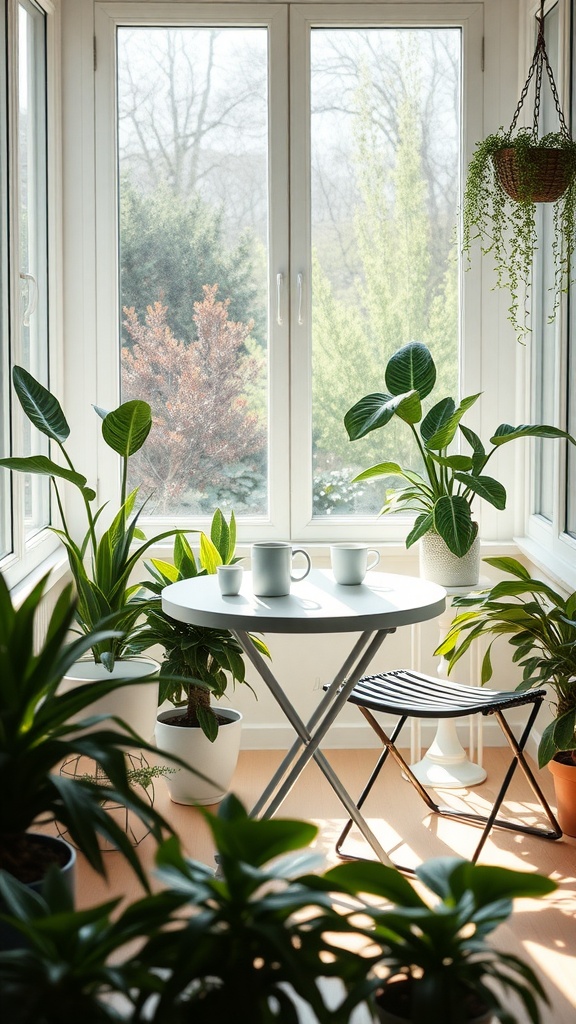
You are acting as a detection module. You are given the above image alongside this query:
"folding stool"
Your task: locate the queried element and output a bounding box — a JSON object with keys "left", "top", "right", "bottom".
{"left": 335, "top": 669, "right": 562, "bottom": 873}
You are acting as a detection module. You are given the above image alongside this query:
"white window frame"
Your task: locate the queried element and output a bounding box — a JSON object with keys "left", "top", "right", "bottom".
{"left": 518, "top": 0, "right": 576, "bottom": 591}
{"left": 60, "top": 0, "right": 523, "bottom": 556}
{"left": 0, "top": 0, "right": 62, "bottom": 590}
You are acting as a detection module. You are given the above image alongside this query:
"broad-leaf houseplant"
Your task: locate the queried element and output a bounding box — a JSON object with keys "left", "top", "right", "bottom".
{"left": 344, "top": 342, "right": 574, "bottom": 583}
{"left": 437, "top": 556, "right": 576, "bottom": 836}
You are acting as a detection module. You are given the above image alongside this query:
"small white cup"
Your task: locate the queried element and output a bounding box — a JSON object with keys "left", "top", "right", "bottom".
{"left": 330, "top": 543, "right": 380, "bottom": 585}
{"left": 217, "top": 564, "right": 244, "bottom": 596}
{"left": 252, "top": 542, "right": 311, "bottom": 597}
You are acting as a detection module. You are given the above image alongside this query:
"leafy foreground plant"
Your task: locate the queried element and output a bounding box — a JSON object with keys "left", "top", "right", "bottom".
{"left": 324, "top": 856, "right": 556, "bottom": 1024}
{"left": 0, "top": 571, "right": 175, "bottom": 888}
{"left": 344, "top": 341, "right": 575, "bottom": 556}
{"left": 0, "top": 795, "right": 383, "bottom": 1024}
{"left": 437, "top": 556, "right": 576, "bottom": 768}
{"left": 0, "top": 367, "right": 183, "bottom": 670}
{"left": 129, "top": 509, "right": 269, "bottom": 741}
{"left": 0, "top": 796, "right": 555, "bottom": 1024}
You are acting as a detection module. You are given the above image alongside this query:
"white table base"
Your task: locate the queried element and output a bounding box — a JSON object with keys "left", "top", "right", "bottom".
{"left": 409, "top": 584, "right": 487, "bottom": 789}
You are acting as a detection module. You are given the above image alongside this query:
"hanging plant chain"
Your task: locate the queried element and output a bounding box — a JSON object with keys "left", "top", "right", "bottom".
{"left": 509, "top": 0, "right": 570, "bottom": 140}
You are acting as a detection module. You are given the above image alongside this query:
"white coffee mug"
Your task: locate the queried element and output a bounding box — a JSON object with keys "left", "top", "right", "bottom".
{"left": 252, "top": 542, "right": 311, "bottom": 597}
{"left": 217, "top": 564, "right": 244, "bottom": 596}
{"left": 330, "top": 543, "right": 380, "bottom": 585}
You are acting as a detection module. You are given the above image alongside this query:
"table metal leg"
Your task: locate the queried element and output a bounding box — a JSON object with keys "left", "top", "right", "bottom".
{"left": 233, "top": 627, "right": 395, "bottom": 866}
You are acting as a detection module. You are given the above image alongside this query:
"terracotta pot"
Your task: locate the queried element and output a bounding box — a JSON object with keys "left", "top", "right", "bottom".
{"left": 548, "top": 752, "right": 576, "bottom": 837}
{"left": 419, "top": 533, "right": 480, "bottom": 588}
{"left": 155, "top": 706, "right": 243, "bottom": 805}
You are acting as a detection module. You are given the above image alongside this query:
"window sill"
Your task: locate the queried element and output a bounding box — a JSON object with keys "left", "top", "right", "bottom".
{"left": 515, "top": 535, "right": 576, "bottom": 595}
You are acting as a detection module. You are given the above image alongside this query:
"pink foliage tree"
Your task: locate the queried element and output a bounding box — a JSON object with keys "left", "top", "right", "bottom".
{"left": 122, "top": 285, "right": 266, "bottom": 513}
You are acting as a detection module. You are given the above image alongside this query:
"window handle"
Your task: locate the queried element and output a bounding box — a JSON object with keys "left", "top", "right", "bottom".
{"left": 297, "top": 272, "right": 304, "bottom": 325}
{"left": 276, "top": 272, "right": 283, "bottom": 325}
{"left": 20, "top": 272, "right": 38, "bottom": 327}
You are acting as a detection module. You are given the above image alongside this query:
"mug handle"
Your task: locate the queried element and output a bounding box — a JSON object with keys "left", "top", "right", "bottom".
{"left": 367, "top": 549, "right": 380, "bottom": 572}
{"left": 291, "top": 548, "right": 312, "bottom": 581}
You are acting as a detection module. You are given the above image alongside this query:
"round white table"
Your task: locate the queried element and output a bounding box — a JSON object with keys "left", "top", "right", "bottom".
{"left": 162, "top": 568, "right": 446, "bottom": 866}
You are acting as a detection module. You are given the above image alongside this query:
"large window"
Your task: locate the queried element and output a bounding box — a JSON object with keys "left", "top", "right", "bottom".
{"left": 0, "top": 0, "right": 54, "bottom": 584}
{"left": 98, "top": 3, "right": 478, "bottom": 542}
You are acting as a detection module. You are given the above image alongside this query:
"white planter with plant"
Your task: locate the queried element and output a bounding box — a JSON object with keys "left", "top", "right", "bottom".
{"left": 130, "top": 510, "right": 270, "bottom": 805}
{"left": 344, "top": 342, "right": 575, "bottom": 586}
{"left": 0, "top": 367, "right": 188, "bottom": 740}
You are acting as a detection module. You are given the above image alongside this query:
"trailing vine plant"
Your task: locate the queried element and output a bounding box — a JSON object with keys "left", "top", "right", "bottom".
{"left": 462, "top": 0, "right": 576, "bottom": 342}
{"left": 462, "top": 129, "right": 576, "bottom": 341}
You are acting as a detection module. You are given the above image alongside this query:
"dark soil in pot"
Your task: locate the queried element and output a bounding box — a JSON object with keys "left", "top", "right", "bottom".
{"left": 375, "top": 977, "right": 492, "bottom": 1023}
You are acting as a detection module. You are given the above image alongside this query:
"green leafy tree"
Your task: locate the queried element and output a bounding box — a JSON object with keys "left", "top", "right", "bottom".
{"left": 120, "top": 180, "right": 266, "bottom": 348}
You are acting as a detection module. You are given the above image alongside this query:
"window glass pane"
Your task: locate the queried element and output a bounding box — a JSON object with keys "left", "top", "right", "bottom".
{"left": 19, "top": 0, "right": 50, "bottom": 539}
{"left": 117, "top": 27, "right": 269, "bottom": 517}
{"left": 534, "top": 2, "right": 560, "bottom": 522}
{"left": 0, "top": 3, "right": 10, "bottom": 557}
{"left": 310, "top": 27, "right": 461, "bottom": 517}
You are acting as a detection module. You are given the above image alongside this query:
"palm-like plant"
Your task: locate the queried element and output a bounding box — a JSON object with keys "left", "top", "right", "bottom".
{"left": 324, "top": 855, "right": 555, "bottom": 1024}
{"left": 344, "top": 342, "right": 575, "bottom": 557}
{"left": 437, "top": 556, "right": 576, "bottom": 767}
{"left": 0, "top": 367, "right": 182, "bottom": 670}
{"left": 0, "top": 571, "right": 173, "bottom": 887}
{"left": 129, "top": 510, "right": 268, "bottom": 741}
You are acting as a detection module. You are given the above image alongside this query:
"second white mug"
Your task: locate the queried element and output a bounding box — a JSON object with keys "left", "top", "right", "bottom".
{"left": 330, "top": 543, "right": 380, "bottom": 585}
{"left": 252, "top": 542, "right": 311, "bottom": 597}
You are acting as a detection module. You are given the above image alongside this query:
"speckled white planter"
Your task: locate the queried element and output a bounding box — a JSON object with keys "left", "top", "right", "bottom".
{"left": 419, "top": 533, "right": 480, "bottom": 588}
{"left": 155, "top": 707, "right": 243, "bottom": 805}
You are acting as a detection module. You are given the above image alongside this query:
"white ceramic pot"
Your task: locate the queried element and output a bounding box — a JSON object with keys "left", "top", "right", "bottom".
{"left": 59, "top": 658, "right": 159, "bottom": 743}
{"left": 419, "top": 532, "right": 481, "bottom": 588}
{"left": 155, "top": 706, "right": 243, "bottom": 805}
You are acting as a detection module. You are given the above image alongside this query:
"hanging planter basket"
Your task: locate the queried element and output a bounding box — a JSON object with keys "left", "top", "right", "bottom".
{"left": 493, "top": 145, "right": 574, "bottom": 204}
{"left": 462, "top": 0, "right": 576, "bottom": 341}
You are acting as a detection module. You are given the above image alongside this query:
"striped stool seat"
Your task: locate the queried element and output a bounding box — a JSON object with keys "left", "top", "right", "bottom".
{"left": 335, "top": 669, "right": 562, "bottom": 873}
{"left": 348, "top": 668, "right": 546, "bottom": 718}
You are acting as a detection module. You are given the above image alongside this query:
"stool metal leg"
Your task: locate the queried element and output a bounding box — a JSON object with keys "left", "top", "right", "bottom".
{"left": 335, "top": 695, "right": 562, "bottom": 872}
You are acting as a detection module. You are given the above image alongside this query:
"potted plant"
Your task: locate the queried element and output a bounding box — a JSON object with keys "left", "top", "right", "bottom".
{"left": 462, "top": 129, "right": 576, "bottom": 341}
{"left": 344, "top": 341, "right": 574, "bottom": 585}
{"left": 0, "top": 366, "right": 185, "bottom": 739}
{"left": 0, "top": 865, "right": 174, "bottom": 1021}
{"left": 0, "top": 795, "right": 385, "bottom": 1023}
{"left": 462, "top": 2, "right": 576, "bottom": 341}
{"left": 437, "top": 556, "right": 576, "bottom": 836}
{"left": 129, "top": 510, "right": 270, "bottom": 805}
{"left": 0, "top": 570, "right": 179, "bottom": 894}
{"left": 324, "top": 855, "right": 556, "bottom": 1024}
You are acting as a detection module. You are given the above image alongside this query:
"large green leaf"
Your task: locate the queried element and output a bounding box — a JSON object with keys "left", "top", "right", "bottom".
{"left": 420, "top": 398, "right": 455, "bottom": 444}
{"left": 0, "top": 455, "right": 92, "bottom": 495}
{"left": 12, "top": 365, "right": 70, "bottom": 443}
{"left": 490, "top": 423, "right": 576, "bottom": 446}
{"left": 405, "top": 512, "right": 434, "bottom": 548}
{"left": 426, "top": 393, "right": 481, "bottom": 450}
{"left": 344, "top": 390, "right": 421, "bottom": 441}
{"left": 385, "top": 341, "right": 436, "bottom": 399}
{"left": 433, "top": 495, "right": 476, "bottom": 556}
{"left": 454, "top": 472, "right": 507, "bottom": 510}
{"left": 101, "top": 400, "right": 152, "bottom": 457}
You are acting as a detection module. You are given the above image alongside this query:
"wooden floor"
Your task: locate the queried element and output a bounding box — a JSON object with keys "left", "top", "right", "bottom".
{"left": 75, "top": 747, "right": 576, "bottom": 1023}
